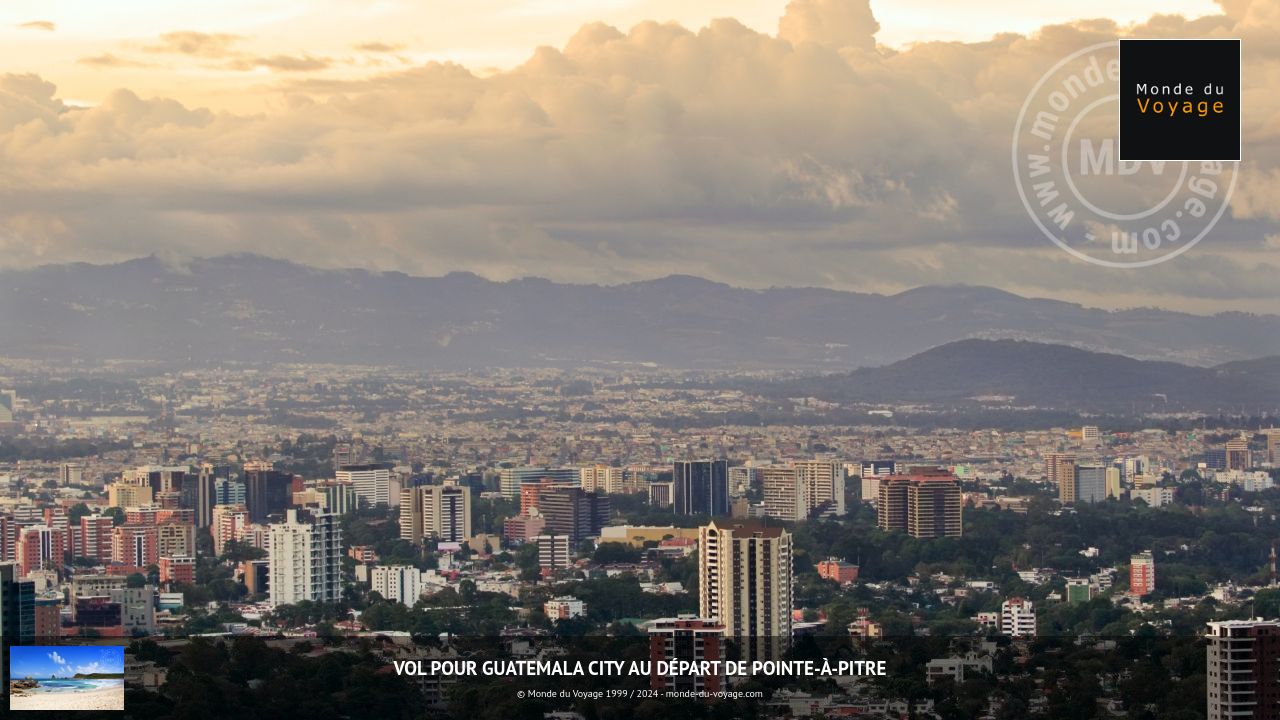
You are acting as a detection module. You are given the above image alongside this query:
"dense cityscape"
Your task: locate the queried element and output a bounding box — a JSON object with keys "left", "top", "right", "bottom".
{"left": 1, "top": 360, "right": 1278, "bottom": 719}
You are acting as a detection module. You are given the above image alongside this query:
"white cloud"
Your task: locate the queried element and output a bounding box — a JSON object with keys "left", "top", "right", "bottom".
{"left": 0, "top": 0, "right": 1278, "bottom": 311}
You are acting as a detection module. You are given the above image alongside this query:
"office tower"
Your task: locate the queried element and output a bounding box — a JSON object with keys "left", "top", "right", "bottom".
{"left": 0, "top": 562, "right": 34, "bottom": 688}
{"left": 1206, "top": 620, "right": 1280, "bottom": 720}
{"left": 401, "top": 481, "right": 473, "bottom": 545}
{"left": 111, "top": 525, "right": 159, "bottom": 569}
{"left": 1267, "top": 430, "right": 1280, "bottom": 465}
{"left": 859, "top": 460, "right": 895, "bottom": 503}
{"left": 296, "top": 480, "right": 356, "bottom": 516}
{"left": 112, "top": 585, "right": 155, "bottom": 635}
{"left": 648, "top": 481, "right": 674, "bottom": 508}
{"left": 1130, "top": 551, "right": 1155, "bottom": 597}
{"left": 371, "top": 565, "right": 424, "bottom": 606}
{"left": 79, "top": 515, "right": 115, "bottom": 563}
{"left": 698, "top": 520, "right": 793, "bottom": 663}
{"left": 333, "top": 443, "right": 356, "bottom": 469}
{"left": 60, "top": 462, "right": 84, "bottom": 486}
{"left": 728, "top": 466, "right": 760, "bottom": 498}
{"left": 760, "top": 462, "right": 847, "bottom": 520}
{"left": 1226, "top": 436, "right": 1251, "bottom": 472}
{"left": 159, "top": 555, "right": 195, "bottom": 584}
{"left": 107, "top": 482, "right": 154, "bottom": 508}
{"left": 0, "top": 562, "right": 35, "bottom": 641}
{"left": 268, "top": 509, "right": 343, "bottom": 606}
{"left": 539, "top": 487, "right": 610, "bottom": 544}
{"left": 1000, "top": 597, "right": 1036, "bottom": 637}
{"left": 1045, "top": 453, "right": 1077, "bottom": 503}
{"left": 157, "top": 522, "right": 195, "bottom": 559}
{"left": 794, "top": 461, "right": 846, "bottom": 517}
{"left": 499, "top": 467, "right": 580, "bottom": 500}
{"left": 536, "top": 534, "right": 572, "bottom": 575}
{"left": 17, "top": 525, "right": 64, "bottom": 576}
{"left": 244, "top": 461, "right": 294, "bottom": 522}
{"left": 211, "top": 504, "right": 252, "bottom": 556}
{"left": 337, "top": 462, "right": 395, "bottom": 508}
{"left": 1074, "top": 464, "right": 1107, "bottom": 504}
{"left": 648, "top": 616, "right": 725, "bottom": 693}
{"left": 760, "top": 466, "right": 809, "bottom": 521}
{"left": 215, "top": 478, "right": 247, "bottom": 506}
{"left": 129, "top": 465, "right": 190, "bottom": 496}
{"left": 673, "top": 460, "right": 729, "bottom": 516}
{"left": 1081, "top": 425, "right": 1101, "bottom": 444}
{"left": 195, "top": 463, "right": 224, "bottom": 529}
{"left": 503, "top": 515, "right": 546, "bottom": 545}
{"left": 877, "top": 470, "right": 963, "bottom": 538}
{"left": 1105, "top": 467, "right": 1123, "bottom": 499}
{"left": 579, "top": 465, "right": 623, "bottom": 494}
{"left": 520, "top": 476, "right": 579, "bottom": 516}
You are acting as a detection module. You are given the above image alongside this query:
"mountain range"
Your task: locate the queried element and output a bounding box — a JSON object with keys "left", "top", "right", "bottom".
{"left": 774, "top": 339, "right": 1280, "bottom": 413}
{"left": 1, "top": 254, "right": 1278, "bottom": 370}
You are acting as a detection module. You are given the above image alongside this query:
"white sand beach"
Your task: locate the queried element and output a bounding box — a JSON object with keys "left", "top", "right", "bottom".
{"left": 9, "top": 685, "right": 125, "bottom": 711}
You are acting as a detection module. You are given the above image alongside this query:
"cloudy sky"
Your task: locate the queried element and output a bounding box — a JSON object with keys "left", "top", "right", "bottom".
{"left": 1, "top": 0, "right": 1278, "bottom": 313}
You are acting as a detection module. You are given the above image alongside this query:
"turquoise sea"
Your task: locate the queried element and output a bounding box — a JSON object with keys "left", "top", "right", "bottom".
{"left": 22, "top": 678, "right": 123, "bottom": 693}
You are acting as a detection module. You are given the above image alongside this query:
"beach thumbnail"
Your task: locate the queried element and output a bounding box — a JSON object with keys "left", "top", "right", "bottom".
{"left": 9, "top": 646, "right": 124, "bottom": 711}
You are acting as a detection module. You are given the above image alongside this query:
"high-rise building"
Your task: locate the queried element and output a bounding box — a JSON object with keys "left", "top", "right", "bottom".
{"left": 294, "top": 480, "right": 356, "bottom": 516}
{"left": 159, "top": 555, "right": 195, "bottom": 585}
{"left": 1045, "top": 453, "right": 1077, "bottom": 503}
{"left": 111, "top": 524, "right": 158, "bottom": 569}
{"left": 499, "top": 467, "right": 580, "bottom": 500}
{"left": 129, "top": 465, "right": 190, "bottom": 497}
{"left": 78, "top": 515, "right": 115, "bottom": 563}
{"left": 17, "top": 525, "right": 64, "bottom": 576}
{"left": 760, "top": 462, "right": 846, "bottom": 520}
{"left": 698, "top": 520, "right": 792, "bottom": 662}
{"left": 244, "top": 461, "right": 295, "bottom": 522}
{"left": 1, "top": 562, "right": 35, "bottom": 687}
{"left": 337, "top": 463, "right": 395, "bottom": 508}
{"left": 674, "top": 460, "right": 729, "bottom": 516}
{"left": 371, "top": 565, "right": 424, "bottom": 606}
{"left": 760, "top": 466, "right": 809, "bottom": 521}
{"left": 401, "top": 481, "right": 473, "bottom": 544}
{"left": 156, "top": 522, "right": 195, "bottom": 559}
{"left": 212, "top": 504, "right": 251, "bottom": 556}
{"left": 1081, "top": 425, "right": 1101, "bottom": 445}
{"left": 579, "top": 465, "right": 624, "bottom": 494}
{"left": 876, "top": 470, "right": 962, "bottom": 538}
{"left": 59, "top": 463, "right": 85, "bottom": 487}
{"left": 1226, "top": 436, "right": 1251, "bottom": 472}
{"left": 1206, "top": 620, "right": 1280, "bottom": 720}
{"left": 1130, "top": 551, "right": 1155, "bottom": 597}
{"left": 648, "top": 481, "right": 674, "bottom": 508}
{"left": 1266, "top": 430, "right": 1280, "bottom": 465}
{"left": 195, "top": 463, "right": 233, "bottom": 529}
{"left": 1000, "top": 597, "right": 1036, "bottom": 637}
{"left": 268, "top": 509, "right": 343, "bottom": 606}
{"left": 539, "top": 487, "right": 610, "bottom": 544}
{"left": 647, "top": 616, "right": 725, "bottom": 693}
{"left": 1074, "top": 464, "right": 1108, "bottom": 504}
{"left": 536, "top": 534, "right": 572, "bottom": 576}
{"left": 107, "top": 482, "right": 154, "bottom": 508}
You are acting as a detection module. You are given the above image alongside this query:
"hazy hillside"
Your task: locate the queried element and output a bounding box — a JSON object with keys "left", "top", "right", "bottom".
{"left": 1, "top": 254, "right": 1278, "bottom": 369}
{"left": 775, "top": 339, "right": 1280, "bottom": 413}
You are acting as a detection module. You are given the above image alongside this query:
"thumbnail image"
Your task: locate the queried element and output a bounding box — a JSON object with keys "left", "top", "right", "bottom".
{"left": 8, "top": 646, "right": 125, "bottom": 712}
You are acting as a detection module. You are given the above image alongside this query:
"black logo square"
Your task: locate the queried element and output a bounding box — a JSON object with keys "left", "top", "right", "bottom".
{"left": 1119, "top": 39, "right": 1240, "bottom": 161}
